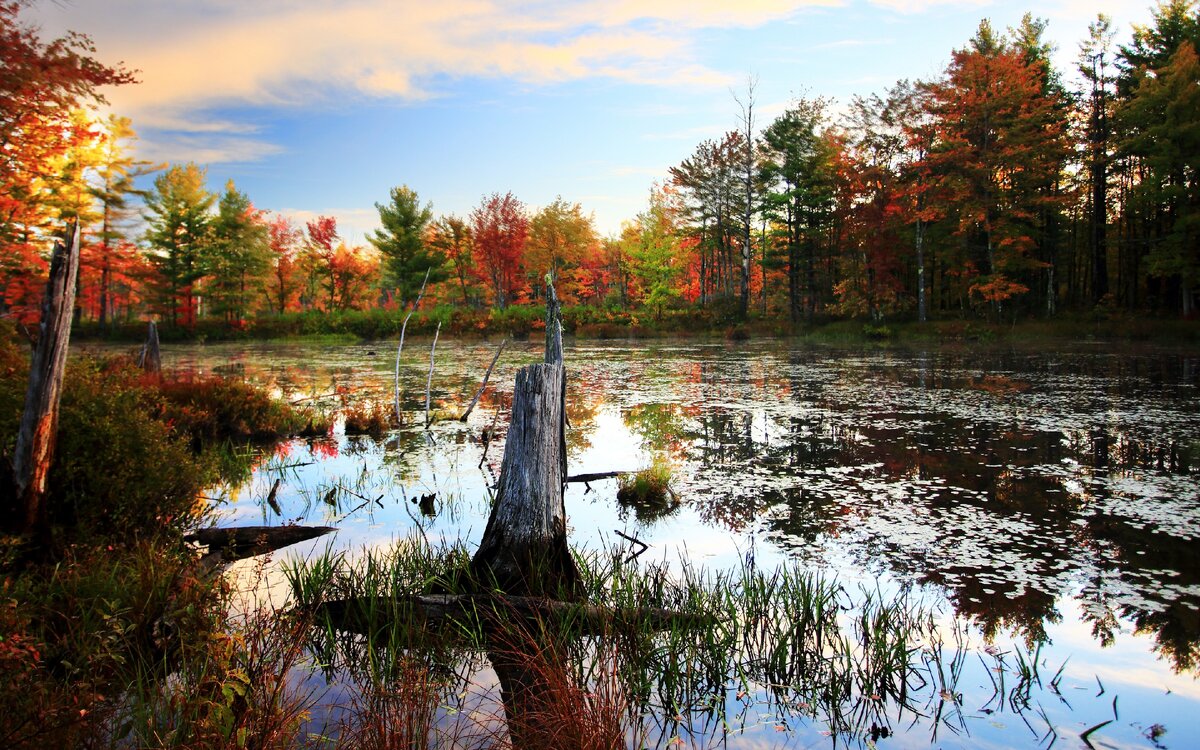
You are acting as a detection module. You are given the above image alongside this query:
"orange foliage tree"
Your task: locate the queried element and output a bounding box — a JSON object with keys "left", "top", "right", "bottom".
{"left": 921, "top": 21, "right": 1072, "bottom": 313}
{"left": 0, "top": 0, "right": 134, "bottom": 320}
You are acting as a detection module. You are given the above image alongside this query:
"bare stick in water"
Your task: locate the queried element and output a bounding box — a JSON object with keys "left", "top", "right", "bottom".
{"left": 459, "top": 339, "right": 507, "bottom": 422}
{"left": 424, "top": 321, "right": 441, "bottom": 428}
{"left": 394, "top": 268, "right": 431, "bottom": 424}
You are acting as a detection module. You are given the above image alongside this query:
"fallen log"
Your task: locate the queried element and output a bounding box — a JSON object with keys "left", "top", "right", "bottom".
{"left": 312, "top": 592, "right": 715, "bottom": 639}
{"left": 565, "top": 471, "right": 629, "bottom": 484}
{"left": 185, "top": 524, "right": 335, "bottom": 563}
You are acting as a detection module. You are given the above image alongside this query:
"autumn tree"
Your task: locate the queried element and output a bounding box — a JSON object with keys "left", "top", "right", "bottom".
{"left": 0, "top": 3, "right": 135, "bottom": 322}
{"left": 88, "top": 115, "right": 160, "bottom": 326}
{"left": 428, "top": 215, "right": 476, "bottom": 306}
{"left": 626, "top": 186, "right": 684, "bottom": 319}
{"left": 369, "top": 185, "right": 445, "bottom": 305}
{"left": 0, "top": 0, "right": 135, "bottom": 243}
{"left": 304, "top": 216, "right": 340, "bottom": 311}
{"left": 525, "top": 197, "right": 598, "bottom": 303}
{"left": 330, "top": 243, "right": 379, "bottom": 310}
{"left": 470, "top": 192, "right": 528, "bottom": 309}
{"left": 921, "top": 20, "right": 1073, "bottom": 316}
{"left": 265, "top": 215, "right": 304, "bottom": 314}
{"left": 144, "top": 163, "right": 214, "bottom": 326}
{"left": 837, "top": 96, "right": 912, "bottom": 321}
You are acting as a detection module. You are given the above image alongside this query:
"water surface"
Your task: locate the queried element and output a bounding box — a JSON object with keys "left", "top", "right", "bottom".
{"left": 150, "top": 337, "right": 1200, "bottom": 748}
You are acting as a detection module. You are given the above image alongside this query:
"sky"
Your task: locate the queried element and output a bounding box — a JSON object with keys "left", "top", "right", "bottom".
{"left": 27, "top": 0, "right": 1161, "bottom": 242}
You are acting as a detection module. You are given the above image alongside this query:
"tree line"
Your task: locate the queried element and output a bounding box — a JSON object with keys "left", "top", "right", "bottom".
{"left": 2, "top": 0, "right": 1197, "bottom": 331}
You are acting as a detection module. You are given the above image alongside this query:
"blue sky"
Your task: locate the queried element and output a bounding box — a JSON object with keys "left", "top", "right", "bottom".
{"left": 29, "top": 0, "right": 1157, "bottom": 241}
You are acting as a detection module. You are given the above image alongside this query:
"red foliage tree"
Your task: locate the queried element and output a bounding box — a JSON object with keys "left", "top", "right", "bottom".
{"left": 304, "top": 215, "right": 340, "bottom": 311}
{"left": 266, "top": 215, "right": 303, "bottom": 314}
{"left": 470, "top": 192, "right": 529, "bottom": 309}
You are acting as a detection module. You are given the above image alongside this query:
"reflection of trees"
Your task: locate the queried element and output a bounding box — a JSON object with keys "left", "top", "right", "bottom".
{"left": 623, "top": 403, "right": 693, "bottom": 455}
{"left": 678, "top": 364, "right": 1199, "bottom": 664}
{"left": 1085, "top": 511, "right": 1200, "bottom": 674}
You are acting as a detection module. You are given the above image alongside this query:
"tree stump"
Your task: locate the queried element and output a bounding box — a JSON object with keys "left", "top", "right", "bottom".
{"left": 469, "top": 281, "right": 581, "bottom": 598}
{"left": 139, "top": 320, "right": 161, "bottom": 375}
{"left": 4, "top": 226, "right": 80, "bottom": 537}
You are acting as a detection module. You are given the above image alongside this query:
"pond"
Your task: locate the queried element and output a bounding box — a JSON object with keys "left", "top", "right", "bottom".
{"left": 146, "top": 336, "right": 1200, "bottom": 749}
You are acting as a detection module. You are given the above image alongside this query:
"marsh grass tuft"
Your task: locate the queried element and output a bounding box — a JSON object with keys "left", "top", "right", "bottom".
{"left": 616, "top": 457, "right": 676, "bottom": 521}
{"left": 341, "top": 399, "right": 394, "bottom": 437}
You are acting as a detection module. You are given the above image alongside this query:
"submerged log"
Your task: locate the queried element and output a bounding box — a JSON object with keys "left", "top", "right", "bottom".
{"left": 5, "top": 226, "right": 81, "bottom": 537}
{"left": 313, "top": 593, "right": 714, "bottom": 638}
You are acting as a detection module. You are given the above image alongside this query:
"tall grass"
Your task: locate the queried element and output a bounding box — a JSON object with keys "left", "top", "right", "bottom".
{"left": 284, "top": 535, "right": 947, "bottom": 746}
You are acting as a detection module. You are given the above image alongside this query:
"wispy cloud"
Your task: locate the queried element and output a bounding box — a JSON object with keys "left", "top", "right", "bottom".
{"left": 866, "top": 0, "right": 991, "bottom": 13}
{"left": 135, "top": 134, "right": 286, "bottom": 166}
{"left": 814, "top": 38, "right": 879, "bottom": 50}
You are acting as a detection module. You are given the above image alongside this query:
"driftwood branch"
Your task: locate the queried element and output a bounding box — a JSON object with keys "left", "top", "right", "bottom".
{"left": 393, "top": 268, "right": 431, "bottom": 424}
{"left": 459, "top": 339, "right": 507, "bottom": 422}
{"left": 424, "top": 321, "right": 441, "bottom": 428}
{"left": 265, "top": 478, "right": 282, "bottom": 516}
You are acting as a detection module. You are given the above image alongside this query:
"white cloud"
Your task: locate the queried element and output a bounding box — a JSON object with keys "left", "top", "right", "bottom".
{"left": 274, "top": 207, "right": 380, "bottom": 246}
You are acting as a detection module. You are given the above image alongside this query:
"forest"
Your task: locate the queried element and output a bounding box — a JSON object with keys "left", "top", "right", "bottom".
{"left": 2, "top": 0, "right": 1198, "bottom": 335}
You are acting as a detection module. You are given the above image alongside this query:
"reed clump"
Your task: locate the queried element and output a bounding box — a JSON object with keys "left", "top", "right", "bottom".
{"left": 285, "top": 534, "right": 942, "bottom": 746}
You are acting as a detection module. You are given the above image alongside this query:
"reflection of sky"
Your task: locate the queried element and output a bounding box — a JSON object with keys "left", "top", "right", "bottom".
{"left": 144, "top": 338, "right": 1200, "bottom": 748}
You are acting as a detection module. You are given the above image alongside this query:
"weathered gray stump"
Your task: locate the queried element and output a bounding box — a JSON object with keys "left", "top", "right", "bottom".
{"left": 138, "top": 320, "right": 161, "bottom": 375}
{"left": 469, "top": 281, "right": 580, "bottom": 598}
{"left": 5, "top": 226, "right": 80, "bottom": 537}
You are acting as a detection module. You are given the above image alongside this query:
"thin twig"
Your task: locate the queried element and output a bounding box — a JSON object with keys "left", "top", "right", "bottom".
{"left": 614, "top": 529, "right": 649, "bottom": 562}
{"left": 424, "top": 321, "right": 441, "bottom": 429}
{"left": 394, "top": 268, "right": 431, "bottom": 424}
{"left": 459, "top": 339, "right": 507, "bottom": 421}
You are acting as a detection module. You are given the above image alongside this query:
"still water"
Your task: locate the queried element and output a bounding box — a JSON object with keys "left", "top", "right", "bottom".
{"left": 155, "top": 337, "right": 1199, "bottom": 748}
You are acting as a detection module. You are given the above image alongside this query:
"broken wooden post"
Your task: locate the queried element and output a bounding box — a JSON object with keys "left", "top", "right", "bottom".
{"left": 5, "top": 225, "right": 80, "bottom": 537}
{"left": 138, "top": 320, "right": 161, "bottom": 375}
{"left": 469, "top": 280, "right": 580, "bottom": 598}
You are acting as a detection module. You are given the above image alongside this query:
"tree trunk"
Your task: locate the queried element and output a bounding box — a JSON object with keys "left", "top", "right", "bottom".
{"left": 5, "top": 226, "right": 81, "bottom": 537}
{"left": 470, "top": 281, "right": 580, "bottom": 598}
